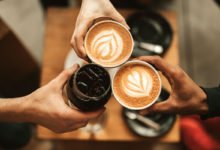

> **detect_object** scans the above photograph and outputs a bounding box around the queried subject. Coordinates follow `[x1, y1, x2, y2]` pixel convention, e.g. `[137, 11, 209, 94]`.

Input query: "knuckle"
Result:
[154, 56, 162, 62]
[81, 122, 87, 128]
[74, 35, 78, 41]
[118, 18, 125, 23]
[171, 67, 184, 78]
[70, 39, 75, 47]
[70, 42, 74, 48]
[170, 101, 179, 111]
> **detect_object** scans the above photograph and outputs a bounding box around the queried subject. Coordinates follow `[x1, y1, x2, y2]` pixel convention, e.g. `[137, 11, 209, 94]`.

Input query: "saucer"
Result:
[127, 11, 173, 57]
[64, 49, 87, 69]
[122, 88, 176, 138]
[64, 49, 117, 80]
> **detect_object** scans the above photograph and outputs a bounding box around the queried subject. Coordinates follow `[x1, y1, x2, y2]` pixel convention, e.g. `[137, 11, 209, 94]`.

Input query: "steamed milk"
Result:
[84, 20, 133, 67]
[113, 62, 161, 109]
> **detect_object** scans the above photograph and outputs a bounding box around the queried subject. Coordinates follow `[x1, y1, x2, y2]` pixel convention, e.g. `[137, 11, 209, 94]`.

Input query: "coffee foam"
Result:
[113, 62, 161, 109]
[122, 66, 153, 98]
[85, 21, 133, 67]
[91, 29, 123, 63]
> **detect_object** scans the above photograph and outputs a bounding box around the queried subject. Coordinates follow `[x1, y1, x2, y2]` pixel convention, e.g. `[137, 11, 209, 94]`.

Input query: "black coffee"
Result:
[66, 64, 111, 111]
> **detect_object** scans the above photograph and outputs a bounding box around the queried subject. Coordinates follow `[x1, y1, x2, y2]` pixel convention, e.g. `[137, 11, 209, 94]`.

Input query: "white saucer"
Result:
[64, 49, 87, 69]
[64, 49, 118, 79]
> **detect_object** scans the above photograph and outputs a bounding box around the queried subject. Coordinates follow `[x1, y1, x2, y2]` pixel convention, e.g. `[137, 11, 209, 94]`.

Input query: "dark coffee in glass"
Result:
[66, 64, 112, 111]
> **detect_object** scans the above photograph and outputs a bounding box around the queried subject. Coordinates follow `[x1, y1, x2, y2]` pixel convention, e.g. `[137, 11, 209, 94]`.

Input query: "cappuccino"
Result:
[84, 20, 133, 67]
[113, 60, 161, 110]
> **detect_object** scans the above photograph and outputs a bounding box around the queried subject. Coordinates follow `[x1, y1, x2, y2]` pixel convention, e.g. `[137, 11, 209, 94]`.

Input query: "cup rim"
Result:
[84, 20, 134, 68]
[112, 60, 162, 110]
[71, 63, 111, 99]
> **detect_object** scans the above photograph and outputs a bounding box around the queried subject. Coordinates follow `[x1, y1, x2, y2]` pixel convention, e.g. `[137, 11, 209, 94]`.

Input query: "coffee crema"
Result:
[113, 62, 161, 108]
[84, 21, 133, 67]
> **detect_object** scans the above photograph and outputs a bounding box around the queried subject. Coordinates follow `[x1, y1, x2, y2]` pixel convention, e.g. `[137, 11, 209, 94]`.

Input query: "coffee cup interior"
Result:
[112, 60, 162, 110]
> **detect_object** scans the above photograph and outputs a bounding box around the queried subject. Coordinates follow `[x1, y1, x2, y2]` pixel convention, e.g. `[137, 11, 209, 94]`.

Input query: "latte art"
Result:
[91, 29, 123, 63]
[122, 69, 153, 97]
[85, 20, 133, 67]
[113, 61, 161, 109]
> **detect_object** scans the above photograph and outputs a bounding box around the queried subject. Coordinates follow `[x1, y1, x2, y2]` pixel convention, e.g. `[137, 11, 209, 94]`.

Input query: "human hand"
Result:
[24, 64, 105, 133]
[138, 56, 208, 115]
[71, 0, 129, 59]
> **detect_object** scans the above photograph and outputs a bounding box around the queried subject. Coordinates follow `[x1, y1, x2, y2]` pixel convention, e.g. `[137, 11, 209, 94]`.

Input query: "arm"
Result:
[0, 96, 29, 122]
[0, 64, 105, 133]
[71, 0, 129, 59]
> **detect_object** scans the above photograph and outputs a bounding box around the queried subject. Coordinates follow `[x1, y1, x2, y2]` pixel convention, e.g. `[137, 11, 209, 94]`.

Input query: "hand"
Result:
[138, 56, 208, 115]
[71, 0, 129, 59]
[24, 64, 105, 133]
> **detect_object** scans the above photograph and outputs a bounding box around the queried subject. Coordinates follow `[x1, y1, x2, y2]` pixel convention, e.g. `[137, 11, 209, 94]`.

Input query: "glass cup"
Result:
[65, 63, 112, 133]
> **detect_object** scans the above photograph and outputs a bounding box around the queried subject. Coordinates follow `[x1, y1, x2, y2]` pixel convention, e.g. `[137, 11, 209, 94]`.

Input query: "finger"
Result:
[68, 121, 88, 131]
[71, 32, 86, 59]
[73, 19, 95, 59]
[73, 107, 106, 121]
[139, 101, 172, 115]
[57, 121, 88, 133]
[138, 56, 183, 84]
[111, 12, 130, 30]
[70, 34, 79, 56]
[53, 64, 79, 88]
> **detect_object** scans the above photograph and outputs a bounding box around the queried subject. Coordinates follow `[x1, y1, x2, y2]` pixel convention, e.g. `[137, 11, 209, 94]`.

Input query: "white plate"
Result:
[64, 49, 117, 79]
[64, 49, 87, 69]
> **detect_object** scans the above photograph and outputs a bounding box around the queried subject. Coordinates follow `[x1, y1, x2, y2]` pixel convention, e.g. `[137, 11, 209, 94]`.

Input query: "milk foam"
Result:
[91, 29, 123, 63]
[122, 68, 153, 97]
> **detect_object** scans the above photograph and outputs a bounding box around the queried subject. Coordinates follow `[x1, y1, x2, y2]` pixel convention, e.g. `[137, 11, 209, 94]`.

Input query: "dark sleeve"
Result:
[201, 85, 220, 119]
[215, 0, 220, 6]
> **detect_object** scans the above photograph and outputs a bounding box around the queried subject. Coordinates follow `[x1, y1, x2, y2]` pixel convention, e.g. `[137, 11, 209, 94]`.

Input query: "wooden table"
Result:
[37, 8, 180, 143]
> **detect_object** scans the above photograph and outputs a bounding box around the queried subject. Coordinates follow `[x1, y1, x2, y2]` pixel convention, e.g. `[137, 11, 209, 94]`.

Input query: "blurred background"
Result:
[0, 0, 219, 150]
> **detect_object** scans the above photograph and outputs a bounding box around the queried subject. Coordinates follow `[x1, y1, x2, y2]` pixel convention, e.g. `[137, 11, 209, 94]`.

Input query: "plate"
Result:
[64, 49, 87, 69]
[122, 88, 176, 138]
[64, 49, 117, 79]
[127, 11, 173, 56]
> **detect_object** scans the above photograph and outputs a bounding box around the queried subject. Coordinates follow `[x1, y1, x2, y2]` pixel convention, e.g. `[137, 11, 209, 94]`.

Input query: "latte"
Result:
[113, 60, 161, 110]
[84, 20, 133, 67]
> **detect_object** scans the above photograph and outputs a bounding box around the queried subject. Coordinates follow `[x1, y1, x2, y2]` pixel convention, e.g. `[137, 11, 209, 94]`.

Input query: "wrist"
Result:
[21, 93, 40, 123]
[197, 88, 208, 114]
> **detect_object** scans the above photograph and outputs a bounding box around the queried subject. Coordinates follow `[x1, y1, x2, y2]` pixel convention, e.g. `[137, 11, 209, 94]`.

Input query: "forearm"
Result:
[0, 96, 30, 122]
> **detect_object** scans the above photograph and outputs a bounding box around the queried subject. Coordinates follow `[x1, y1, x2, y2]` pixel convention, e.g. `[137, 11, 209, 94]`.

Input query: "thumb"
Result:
[53, 64, 79, 89]
[139, 101, 172, 115]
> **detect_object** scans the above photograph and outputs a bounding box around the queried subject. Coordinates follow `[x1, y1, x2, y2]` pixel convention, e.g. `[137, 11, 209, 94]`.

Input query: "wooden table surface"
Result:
[37, 8, 180, 142]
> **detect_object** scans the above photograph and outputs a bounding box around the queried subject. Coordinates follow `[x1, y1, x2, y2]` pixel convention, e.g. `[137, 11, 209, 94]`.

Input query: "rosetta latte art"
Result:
[122, 68, 153, 97]
[91, 29, 123, 63]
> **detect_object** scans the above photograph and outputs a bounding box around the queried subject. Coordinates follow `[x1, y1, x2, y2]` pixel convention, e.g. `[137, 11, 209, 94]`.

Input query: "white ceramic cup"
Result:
[112, 60, 162, 110]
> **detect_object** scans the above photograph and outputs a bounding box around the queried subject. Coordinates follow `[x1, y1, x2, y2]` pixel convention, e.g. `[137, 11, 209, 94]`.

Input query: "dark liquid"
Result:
[76, 65, 110, 97]
[67, 64, 111, 111]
